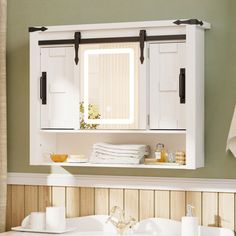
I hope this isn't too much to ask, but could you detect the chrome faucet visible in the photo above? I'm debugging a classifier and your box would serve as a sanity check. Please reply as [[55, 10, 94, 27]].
[[107, 206, 137, 235]]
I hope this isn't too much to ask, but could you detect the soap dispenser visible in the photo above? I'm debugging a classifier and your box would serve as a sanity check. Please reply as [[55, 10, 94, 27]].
[[181, 204, 198, 236]]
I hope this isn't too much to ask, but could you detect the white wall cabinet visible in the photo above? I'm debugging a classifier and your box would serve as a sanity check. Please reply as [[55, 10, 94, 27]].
[[29, 20, 210, 169]]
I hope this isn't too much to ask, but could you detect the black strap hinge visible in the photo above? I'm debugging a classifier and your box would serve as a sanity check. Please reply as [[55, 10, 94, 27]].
[[29, 26, 48, 33], [173, 19, 203, 26], [74, 32, 81, 65], [139, 30, 146, 64]]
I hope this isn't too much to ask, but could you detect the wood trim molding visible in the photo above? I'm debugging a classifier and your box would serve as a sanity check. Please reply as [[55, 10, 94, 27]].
[[7, 172, 236, 192], [35, 20, 211, 33]]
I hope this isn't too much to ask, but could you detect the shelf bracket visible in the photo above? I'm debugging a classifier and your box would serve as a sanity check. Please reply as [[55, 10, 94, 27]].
[[139, 30, 146, 64], [173, 19, 203, 26], [74, 32, 81, 65]]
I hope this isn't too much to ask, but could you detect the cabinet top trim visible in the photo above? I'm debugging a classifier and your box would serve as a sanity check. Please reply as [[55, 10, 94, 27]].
[[29, 19, 211, 33]]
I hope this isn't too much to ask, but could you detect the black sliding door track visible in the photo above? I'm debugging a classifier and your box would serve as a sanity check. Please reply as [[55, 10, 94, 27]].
[[38, 33, 186, 64], [38, 34, 186, 46]]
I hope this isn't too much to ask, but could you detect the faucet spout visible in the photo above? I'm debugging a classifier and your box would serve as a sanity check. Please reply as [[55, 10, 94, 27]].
[[107, 206, 137, 235]]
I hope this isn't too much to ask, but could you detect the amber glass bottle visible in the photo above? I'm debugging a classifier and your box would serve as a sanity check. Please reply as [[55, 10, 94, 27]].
[[155, 143, 167, 162]]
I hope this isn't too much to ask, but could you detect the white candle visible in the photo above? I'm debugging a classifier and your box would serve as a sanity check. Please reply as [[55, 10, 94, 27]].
[[46, 206, 66, 231]]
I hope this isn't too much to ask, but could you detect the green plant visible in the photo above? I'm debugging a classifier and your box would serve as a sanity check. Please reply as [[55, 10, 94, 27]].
[[80, 102, 101, 129]]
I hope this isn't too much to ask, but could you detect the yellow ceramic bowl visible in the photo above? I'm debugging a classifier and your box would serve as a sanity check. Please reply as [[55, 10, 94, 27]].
[[50, 154, 68, 163]]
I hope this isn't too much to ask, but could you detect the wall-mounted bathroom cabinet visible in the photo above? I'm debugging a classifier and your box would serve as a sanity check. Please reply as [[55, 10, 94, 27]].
[[29, 19, 210, 169]]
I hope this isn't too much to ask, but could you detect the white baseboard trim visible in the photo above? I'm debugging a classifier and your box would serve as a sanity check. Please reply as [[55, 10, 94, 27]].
[[7, 172, 236, 192]]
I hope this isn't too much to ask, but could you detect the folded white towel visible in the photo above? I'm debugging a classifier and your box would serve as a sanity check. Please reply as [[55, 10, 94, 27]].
[[90, 142, 149, 165], [93, 148, 148, 157], [93, 142, 147, 151], [90, 154, 143, 164], [91, 152, 144, 159], [93, 150, 146, 158]]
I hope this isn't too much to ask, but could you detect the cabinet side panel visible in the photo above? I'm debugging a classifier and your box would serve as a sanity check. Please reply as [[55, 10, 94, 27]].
[[186, 26, 205, 168]]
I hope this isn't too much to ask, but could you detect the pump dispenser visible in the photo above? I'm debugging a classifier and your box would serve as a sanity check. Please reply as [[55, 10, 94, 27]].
[[186, 204, 194, 216], [181, 204, 198, 236]]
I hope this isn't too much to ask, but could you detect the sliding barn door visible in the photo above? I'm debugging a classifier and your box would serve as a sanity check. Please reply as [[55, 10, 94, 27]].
[[40, 47, 78, 129], [149, 42, 186, 130]]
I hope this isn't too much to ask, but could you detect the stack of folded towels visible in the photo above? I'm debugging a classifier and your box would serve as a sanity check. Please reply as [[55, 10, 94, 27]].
[[90, 142, 149, 164]]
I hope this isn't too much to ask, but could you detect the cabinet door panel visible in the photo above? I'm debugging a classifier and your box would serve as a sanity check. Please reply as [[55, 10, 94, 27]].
[[40, 47, 78, 129], [150, 43, 186, 130]]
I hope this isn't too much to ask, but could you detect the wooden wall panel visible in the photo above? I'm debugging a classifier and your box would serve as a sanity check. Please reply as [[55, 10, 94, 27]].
[[202, 192, 218, 227], [6, 185, 12, 231], [38, 186, 52, 212], [170, 191, 185, 221], [109, 188, 123, 212], [24, 186, 38, 216], [186, 191, 202, 224], [7, 184, 236, 233], [80, 187, 95, 216], [219, 193, 234, 230], [124, 189, 139, 220], [155, 190, 170, 219], [11, 185, 25, 227], [52, 186, 66, 207], [66, 187, 80, 218], [139, 190, 154, 220], [95, 188, 109, 215]]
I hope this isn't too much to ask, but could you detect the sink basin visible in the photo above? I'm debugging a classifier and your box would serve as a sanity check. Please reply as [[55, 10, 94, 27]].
[[1, 215, 234, 236], [67, 215, 234, 236]]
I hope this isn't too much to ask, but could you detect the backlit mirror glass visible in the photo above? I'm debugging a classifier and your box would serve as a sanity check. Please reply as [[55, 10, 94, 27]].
[[80, 43, 139, 129]]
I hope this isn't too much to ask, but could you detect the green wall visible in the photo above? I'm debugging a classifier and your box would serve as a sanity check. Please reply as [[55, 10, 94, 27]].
[[7, 0, 236, 178]]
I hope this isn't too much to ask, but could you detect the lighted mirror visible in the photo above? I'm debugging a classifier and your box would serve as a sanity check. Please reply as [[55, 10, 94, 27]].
[[80, 43, 139, 129]]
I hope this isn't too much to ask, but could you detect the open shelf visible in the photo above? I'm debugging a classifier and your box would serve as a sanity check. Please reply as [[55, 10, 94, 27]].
[[32, 131, 187, 169], [33, 162, 188, 169]]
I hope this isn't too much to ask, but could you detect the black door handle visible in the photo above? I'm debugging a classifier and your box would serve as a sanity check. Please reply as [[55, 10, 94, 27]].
[[179, 68, 185, 104], [40, 72, 47, 105]]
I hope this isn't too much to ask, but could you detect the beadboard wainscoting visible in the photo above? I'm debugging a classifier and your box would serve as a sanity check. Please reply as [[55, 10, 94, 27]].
[[5, 173, 236, 232]]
